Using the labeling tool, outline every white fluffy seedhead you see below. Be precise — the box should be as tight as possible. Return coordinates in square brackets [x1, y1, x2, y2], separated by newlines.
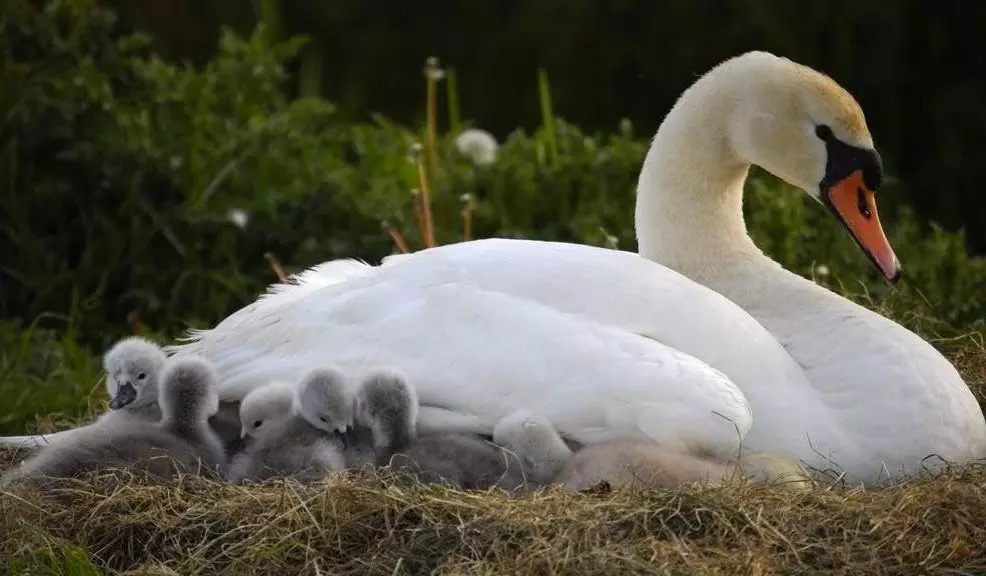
[239, 380, 294, 439]
[292, 367, 353, 434]
[158, 356, 220, 424]
[102, 336, 167, 411]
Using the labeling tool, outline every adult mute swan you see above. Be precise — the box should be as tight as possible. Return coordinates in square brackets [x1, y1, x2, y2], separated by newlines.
[6, 52, 983, 485]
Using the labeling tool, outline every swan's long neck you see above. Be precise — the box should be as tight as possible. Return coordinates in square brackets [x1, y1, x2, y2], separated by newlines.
[635, 70, 775, 293]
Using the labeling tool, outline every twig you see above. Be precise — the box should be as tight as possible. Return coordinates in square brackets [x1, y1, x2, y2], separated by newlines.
[382, 221, 410, 254]
[598, 226, 619, 250]
[411, 144, 435, 248]
[410, 188, 427, 245]
[461, 193, 475, 242]
[264, 252, 290, 283]
[128, 310, 141, 336]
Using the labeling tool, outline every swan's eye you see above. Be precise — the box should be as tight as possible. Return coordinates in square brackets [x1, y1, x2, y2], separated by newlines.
[136, 372, 147, 381]
[253, 420, 263, 428]
[856, 187, 872, 220]
[815, 124, 833, 142]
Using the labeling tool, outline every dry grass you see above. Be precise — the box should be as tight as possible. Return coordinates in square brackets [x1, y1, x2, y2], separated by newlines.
[2, 334, 984, 575]
[3, 456, 986, 575]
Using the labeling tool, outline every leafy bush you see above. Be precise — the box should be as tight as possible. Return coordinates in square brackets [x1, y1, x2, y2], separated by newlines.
[1, 0, 983, 363]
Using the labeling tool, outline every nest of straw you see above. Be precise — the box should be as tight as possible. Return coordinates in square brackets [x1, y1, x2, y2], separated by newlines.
[2, 446, 986, 575]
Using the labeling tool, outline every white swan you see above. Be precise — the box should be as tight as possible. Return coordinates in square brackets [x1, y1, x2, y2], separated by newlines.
[8, 52, 984, 485]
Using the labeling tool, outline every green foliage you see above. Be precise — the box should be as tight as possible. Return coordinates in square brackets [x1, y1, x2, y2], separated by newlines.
[0, 319, 105, 433]
[0, 1, 983, 376]
[3, 537, 102, 576]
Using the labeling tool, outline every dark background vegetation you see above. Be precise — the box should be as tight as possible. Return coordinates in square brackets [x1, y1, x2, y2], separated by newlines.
[110, 0, 986, 255]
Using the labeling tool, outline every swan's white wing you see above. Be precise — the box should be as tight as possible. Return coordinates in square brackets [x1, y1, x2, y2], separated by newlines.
[172, 277, 751, 459]
[373, 240, 843, 454]
[255, 259, 373, 303]
[171, 238, 822, 457]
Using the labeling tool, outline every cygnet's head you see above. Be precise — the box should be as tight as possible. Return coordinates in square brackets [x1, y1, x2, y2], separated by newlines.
[103, 336, 167, 411]
[292, 367, 353, 434]
[685, 51, 898, 281]
[354, 369, 418, 448]
[239, 380, 294, 439]
[158, 356, 220, 423]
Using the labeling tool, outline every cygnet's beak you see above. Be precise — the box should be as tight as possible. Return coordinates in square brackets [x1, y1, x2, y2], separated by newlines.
[823, 169, 901, 283]
[240, 428, 248, 439]
[109, 382, 137, 410]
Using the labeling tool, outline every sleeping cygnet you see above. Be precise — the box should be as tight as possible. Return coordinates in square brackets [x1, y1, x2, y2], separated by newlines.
[1, 356, 228, 487]
[353, 371, 569, 493]
[555, 441, 812, 492]
[227, 368, 355, 483]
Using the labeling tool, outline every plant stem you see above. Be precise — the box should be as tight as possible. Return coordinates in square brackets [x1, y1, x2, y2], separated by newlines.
[298, 41, 324, 98]
[416, 162, 436, 248]
[264, 252, 289, 283]
[538, 67, 558, 167]
[447, 68, 461, 135]
[426, 64, 439, 180]
[382, 221, 410, 254]
[254, 0, 282, 47]
[411, 188, 427, 246]
[461, 194, 474, 242]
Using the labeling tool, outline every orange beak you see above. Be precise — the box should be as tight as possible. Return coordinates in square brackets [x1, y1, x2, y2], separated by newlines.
[824, 169, 901, 283]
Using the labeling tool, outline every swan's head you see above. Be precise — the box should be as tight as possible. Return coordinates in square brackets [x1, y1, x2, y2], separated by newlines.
[725, 51, 899, 281]
[158, 356, 220, 423]
[239, 380, 293, 439]
[292, 367, 354, 435]
[103, 336, 167, 411]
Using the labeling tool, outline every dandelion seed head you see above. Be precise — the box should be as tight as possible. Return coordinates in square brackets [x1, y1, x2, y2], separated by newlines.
[454, 129, 499, 166]
[227, 209, 249, 230]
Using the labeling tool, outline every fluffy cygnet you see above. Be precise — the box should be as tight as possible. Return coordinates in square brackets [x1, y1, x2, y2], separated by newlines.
[555, 441, 812, 492]
[0, 337, 167, 451]
[99, 336, 168, 422]
[227, 368, 355, 483]
[2, 356, 227, 487]
[354, 371, 566, 493]
[238, 380, 295, 441]
[0, 337, 241, 453]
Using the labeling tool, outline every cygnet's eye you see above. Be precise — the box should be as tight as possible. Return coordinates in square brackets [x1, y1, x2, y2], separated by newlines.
[253, 420, 263, 428]
[319, 416, 329, 423]
[136, 372, 147, 381]
[814, 124, 834, 142]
